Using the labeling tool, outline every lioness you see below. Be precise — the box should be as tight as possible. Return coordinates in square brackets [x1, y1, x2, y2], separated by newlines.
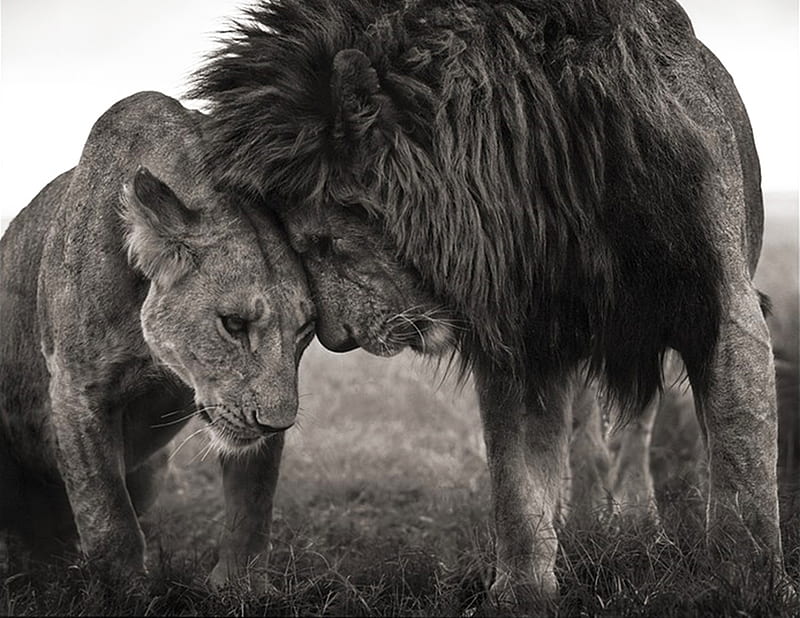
[193, 0, 787, 606]
[0, 91, 314, 585]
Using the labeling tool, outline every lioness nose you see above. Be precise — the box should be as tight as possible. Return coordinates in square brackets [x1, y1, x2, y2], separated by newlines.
[256, 421, 294, 434]
[253, 408, 295, 433]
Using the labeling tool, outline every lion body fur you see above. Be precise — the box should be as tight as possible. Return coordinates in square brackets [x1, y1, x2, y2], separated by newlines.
[0, 91, 313, 583]
[193, 0, 784, 604]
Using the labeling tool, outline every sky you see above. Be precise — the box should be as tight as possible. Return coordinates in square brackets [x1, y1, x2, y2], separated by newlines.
[1, 0, 798, 230]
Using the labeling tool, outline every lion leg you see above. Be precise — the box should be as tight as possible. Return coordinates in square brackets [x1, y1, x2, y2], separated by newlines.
[566, 380, 613, 528]
[477, 371, 570, 608]
[609, 394, 659, 523]
[686, 280, 783, 580]
[208, 432, 284, 592]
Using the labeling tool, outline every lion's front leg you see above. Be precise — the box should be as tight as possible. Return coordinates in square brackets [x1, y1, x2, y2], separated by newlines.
[209, 432, 284, 591]
[687, 280, 784, 580]
[476, 370, 570, 608]
[48, 368, 146, 581]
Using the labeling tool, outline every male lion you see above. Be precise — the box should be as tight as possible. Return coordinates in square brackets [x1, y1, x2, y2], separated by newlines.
[0, 92, 315, 586]
[192, 0, 785, 604]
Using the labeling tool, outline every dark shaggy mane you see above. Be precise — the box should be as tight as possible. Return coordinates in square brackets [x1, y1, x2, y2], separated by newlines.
[191, 0, 723, 414]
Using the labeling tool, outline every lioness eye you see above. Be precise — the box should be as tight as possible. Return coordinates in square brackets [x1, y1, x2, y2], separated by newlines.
[221, 315, 248, 336]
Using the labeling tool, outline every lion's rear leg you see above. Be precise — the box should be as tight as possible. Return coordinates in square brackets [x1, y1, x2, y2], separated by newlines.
[566, 378, 660, 529]
[477, 370, 570, 608]
[686, 280, 784, 580]
[609, 394, 659, 524]
[566, 380, 613, 528]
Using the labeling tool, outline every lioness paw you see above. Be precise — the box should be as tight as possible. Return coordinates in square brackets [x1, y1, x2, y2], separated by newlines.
[207, 557, 274, 595]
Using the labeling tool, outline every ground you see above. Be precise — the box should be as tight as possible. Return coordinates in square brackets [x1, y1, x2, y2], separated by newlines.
[2, 196, 798, 616]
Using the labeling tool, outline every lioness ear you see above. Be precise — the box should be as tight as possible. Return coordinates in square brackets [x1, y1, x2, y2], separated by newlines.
[330, 49, 397, 152]
[120, 166, 200, 287]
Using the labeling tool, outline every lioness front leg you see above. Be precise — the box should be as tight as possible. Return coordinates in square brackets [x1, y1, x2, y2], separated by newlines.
[209, 432, 284, 591]
[687, 280, 783, 579]
[477, 370, 570, 608]
[48, 369, 146, 580]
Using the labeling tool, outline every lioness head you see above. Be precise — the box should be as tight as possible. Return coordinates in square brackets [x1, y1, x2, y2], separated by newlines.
[121, 167, 314, 453]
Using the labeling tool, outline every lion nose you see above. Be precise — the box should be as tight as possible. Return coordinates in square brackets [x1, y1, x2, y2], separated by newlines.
[316, 323, 359, 352]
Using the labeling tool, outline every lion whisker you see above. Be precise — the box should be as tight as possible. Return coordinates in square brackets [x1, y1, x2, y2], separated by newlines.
[377, 333, 392, 356]
[394, 313, 427, 355]
[388, 306, 467, 337]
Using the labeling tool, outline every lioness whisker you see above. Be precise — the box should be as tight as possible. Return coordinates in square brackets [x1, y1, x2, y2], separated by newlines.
[151, 410, 201, 429]
[194, 405, 223, 415]
[153, 403, 222, 429]
[194, 439, 217, 464]
[160, 404, 196, 419]
[169, 425, 211, 462]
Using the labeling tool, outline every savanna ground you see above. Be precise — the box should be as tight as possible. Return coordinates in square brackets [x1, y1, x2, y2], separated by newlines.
[2, 195, 798, 616]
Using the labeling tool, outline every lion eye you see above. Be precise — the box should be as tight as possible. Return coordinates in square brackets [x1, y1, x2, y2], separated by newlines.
[220, 315, 248, 337]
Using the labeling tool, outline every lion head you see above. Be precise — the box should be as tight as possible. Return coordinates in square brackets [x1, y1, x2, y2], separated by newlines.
[121, 165, 315, 452]
[276, 201, 453, 357]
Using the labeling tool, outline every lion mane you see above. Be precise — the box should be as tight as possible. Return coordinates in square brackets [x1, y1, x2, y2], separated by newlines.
[192, 0, 723, 413]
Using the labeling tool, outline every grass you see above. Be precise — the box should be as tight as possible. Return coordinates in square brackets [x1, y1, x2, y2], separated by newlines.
[2, 199, 798, 616]
[4, 499, 798, 616]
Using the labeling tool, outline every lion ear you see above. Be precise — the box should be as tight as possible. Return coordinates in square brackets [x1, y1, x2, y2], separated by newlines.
[330, 49, 397, 151]
[120, 166, 200, 287]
